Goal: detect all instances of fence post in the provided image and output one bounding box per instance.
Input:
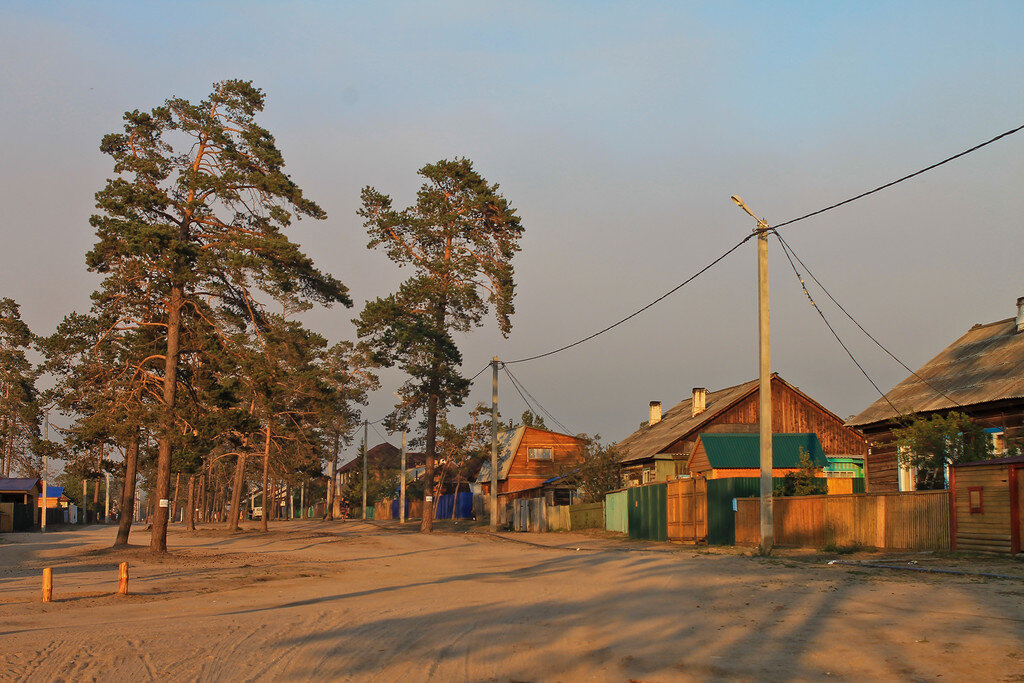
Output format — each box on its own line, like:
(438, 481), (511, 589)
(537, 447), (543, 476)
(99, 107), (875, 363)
(875, 494), (886, 549)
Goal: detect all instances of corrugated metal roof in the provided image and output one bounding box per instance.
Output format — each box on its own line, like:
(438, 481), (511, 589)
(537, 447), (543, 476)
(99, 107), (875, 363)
(700, 433), (827, 469)
(614, 378), (761, 464)
(0, 478), (40, 492)
(952, 454), (1024, 468)
(847, 317), (1024, 427)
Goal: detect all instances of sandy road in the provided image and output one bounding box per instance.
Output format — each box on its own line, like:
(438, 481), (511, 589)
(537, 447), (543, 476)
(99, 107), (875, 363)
(1, 520), (1023, 681)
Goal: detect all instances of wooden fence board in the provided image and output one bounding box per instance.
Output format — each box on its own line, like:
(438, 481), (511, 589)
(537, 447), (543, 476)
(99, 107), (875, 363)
(735, 490), (950, 550)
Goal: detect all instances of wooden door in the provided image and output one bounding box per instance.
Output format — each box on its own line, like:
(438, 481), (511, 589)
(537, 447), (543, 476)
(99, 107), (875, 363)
(667, 478), (707, 543)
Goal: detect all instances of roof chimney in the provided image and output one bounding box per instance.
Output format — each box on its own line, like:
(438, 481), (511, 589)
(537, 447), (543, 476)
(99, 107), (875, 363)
(1017, 296), (1024, 333)
(692, 387), (707, 417)
(649, 401), (662, 426)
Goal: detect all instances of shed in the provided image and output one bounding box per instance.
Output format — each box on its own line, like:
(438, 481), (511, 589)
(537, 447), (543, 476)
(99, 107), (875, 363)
(686, 433), (828, 479)
(950, 455), (1024, 554)
(0, 478), (41, 531)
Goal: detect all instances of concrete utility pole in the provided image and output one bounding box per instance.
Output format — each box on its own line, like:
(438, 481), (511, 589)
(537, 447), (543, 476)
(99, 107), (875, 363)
(104, 472), (110, 523)
(732, 195), (774, 552)
(41, 411), (48, 532)
(361, 420), (369, 520)
(490, 357), (499, 532)
(400, 430), (407, 523)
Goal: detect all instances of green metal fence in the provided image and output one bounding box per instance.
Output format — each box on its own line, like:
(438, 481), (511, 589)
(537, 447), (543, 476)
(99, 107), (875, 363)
(605, 490), (628, 533)
(628, 483), (667, 541)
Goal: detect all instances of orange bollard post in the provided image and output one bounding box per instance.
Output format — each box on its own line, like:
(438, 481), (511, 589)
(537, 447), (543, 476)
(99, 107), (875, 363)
(42, 567), (53, 602)
(118, 562), (129, 595)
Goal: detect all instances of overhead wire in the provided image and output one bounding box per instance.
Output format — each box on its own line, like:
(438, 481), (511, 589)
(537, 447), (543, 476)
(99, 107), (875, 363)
(773, 230), (903, 417)
(773, 122), (1024, 230)
(504, 233), (756, 364)
(502, 364), (573, 434)
(772, 230), (963, 409)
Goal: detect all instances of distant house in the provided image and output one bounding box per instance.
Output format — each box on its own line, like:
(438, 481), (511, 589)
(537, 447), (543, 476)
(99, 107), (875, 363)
(37, 486), (73, 525)
(687, 433), (828, 479)
(0, 478), (41, 531)
(337, 443), (425, 490)
(475, 426), (585, 503)
(847, 297), (1024, 492)
(614, 375), (866, 486)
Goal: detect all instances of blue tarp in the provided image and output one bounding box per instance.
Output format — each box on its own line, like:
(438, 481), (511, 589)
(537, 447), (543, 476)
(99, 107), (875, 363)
(434, 491), (474, 520)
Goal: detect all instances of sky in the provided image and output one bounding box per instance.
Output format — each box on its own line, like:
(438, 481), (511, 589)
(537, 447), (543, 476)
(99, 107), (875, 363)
(2, 1), (1023, 466)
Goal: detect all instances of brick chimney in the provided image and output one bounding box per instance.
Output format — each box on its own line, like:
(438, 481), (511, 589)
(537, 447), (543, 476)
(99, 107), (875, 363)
(1017, 296), (1024, 333)
(692, 387), (707, 416)
(649, 401), (662, 426)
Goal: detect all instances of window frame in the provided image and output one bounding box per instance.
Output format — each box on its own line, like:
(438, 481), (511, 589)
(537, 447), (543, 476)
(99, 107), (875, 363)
(527, 447), (553, 461)
(967, 486), (984, 514)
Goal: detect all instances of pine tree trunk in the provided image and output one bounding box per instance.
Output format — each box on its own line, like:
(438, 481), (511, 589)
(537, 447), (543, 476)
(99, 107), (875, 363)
(185, 475), (196, 531)
(421, 388), (439, 533)
(227, 453), (246, 531)
(171, 472), (180, 524)
(261, 425), (271, 532)
(151, 282), (184, 552)
(113, 432), (139, 547)
(326, 430), (339, 520)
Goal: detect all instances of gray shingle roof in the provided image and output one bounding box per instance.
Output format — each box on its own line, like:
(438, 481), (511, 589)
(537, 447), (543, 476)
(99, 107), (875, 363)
(847, 317), (1024, 427)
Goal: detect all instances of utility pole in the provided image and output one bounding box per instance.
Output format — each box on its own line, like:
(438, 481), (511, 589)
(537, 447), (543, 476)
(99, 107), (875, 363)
(300, 480), (305, 519)
(41, 411), (48, 532)
(361, 420), (368, 520)
(104, 472), (110, 523)
(490, 357), (499, 532)
(732, 195), (774, 553)
(400, 429), (407, 523)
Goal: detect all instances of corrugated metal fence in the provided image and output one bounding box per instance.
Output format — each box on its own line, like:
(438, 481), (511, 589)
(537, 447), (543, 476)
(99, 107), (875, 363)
(605, 490), (628, 533)
(735, 490), (950, 550)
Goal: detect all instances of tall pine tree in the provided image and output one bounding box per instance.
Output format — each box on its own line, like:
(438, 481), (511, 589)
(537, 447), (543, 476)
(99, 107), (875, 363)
(87, 80), (350, 551)
(356, 158), (522, 532)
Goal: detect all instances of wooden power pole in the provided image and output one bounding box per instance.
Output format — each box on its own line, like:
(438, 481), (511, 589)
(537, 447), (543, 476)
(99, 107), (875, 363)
(732, 195), (774, 552)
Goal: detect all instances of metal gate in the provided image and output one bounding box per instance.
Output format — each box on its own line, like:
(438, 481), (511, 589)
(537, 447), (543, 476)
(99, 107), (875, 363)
(667, 478), (707, 543)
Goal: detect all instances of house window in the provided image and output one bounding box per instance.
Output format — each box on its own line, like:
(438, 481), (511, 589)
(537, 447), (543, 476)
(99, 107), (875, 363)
(985, 428), (1006, 454)
(967, 486), (984, 514)
(528, 447), (553, 461)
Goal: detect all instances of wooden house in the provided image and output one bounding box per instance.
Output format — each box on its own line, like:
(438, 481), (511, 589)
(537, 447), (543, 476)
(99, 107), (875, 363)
(950, 454), (1023, 554)
(475, 426), (584, 502)
(847, 298), (1024, 492)
(614, 375), (866, 486)
(687, 433), (828, 479)
(0, 478), (41, 531)
(337, 443), (425, 490)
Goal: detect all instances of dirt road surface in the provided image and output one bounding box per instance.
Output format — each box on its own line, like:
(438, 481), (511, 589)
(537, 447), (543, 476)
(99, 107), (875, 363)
(1, 521), (1022, 681)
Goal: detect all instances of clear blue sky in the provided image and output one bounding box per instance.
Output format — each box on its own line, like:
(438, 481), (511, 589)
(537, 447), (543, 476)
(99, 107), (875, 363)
(2, 1), (1023, 463)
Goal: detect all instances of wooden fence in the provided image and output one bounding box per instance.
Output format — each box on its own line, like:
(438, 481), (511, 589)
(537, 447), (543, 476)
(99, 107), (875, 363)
(735, 490), (950, 550)
(547, 502), (604, 532)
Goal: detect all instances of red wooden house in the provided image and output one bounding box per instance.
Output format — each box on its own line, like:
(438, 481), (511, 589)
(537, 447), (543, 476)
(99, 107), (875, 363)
(475, 426), (584, 500)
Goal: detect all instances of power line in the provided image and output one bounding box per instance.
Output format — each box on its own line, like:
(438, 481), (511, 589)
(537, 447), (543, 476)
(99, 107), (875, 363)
(370, 422), (389, 444)
(505, 233), (755, 364)
(773, 230), (963, 410)
(503, 364), (572, 434)
(467, 362), (491, 383)
(773, 231), (903, 417)
(773, 122), (1024, 230)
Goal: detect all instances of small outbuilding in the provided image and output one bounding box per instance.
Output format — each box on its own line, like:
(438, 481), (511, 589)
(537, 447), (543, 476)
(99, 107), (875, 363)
(0, 478), (42, 531)
(950, 455), (1024, 554)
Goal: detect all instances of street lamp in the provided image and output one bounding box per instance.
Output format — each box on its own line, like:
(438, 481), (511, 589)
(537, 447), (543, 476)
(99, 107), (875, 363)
(731, 195), (774, 553)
